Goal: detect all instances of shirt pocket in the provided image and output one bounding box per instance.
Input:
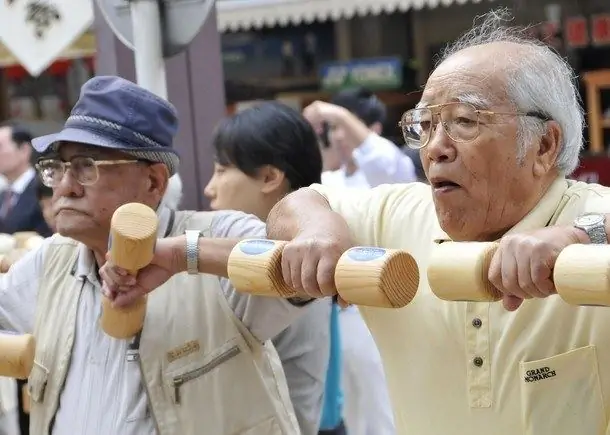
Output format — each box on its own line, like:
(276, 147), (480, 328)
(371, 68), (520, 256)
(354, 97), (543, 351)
(519, 345), (606, 435)
(124, 351), (149, 423)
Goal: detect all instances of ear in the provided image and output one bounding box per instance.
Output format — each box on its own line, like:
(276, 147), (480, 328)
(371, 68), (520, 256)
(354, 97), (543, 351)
(258, 165), (287, 195)
(532, 120), (561, 178)
(148, 163), (170, 203)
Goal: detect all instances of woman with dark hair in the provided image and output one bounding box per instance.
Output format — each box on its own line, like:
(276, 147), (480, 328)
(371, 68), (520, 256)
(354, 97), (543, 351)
(204, 101), (335, 435)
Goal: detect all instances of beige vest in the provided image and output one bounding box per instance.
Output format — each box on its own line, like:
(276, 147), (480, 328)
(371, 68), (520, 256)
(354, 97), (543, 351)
(28, 211), (299, 434)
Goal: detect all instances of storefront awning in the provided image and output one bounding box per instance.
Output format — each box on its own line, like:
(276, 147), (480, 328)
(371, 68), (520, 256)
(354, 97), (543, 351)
(216, 0), (486, 32)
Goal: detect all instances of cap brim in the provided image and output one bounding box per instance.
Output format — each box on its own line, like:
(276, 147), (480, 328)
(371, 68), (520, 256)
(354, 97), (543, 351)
(32, 127), (127, 153)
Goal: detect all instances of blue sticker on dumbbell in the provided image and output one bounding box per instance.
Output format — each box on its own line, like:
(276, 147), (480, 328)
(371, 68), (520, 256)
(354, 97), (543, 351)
(239, 239), (276, 255)
(346, 247), (386, 262)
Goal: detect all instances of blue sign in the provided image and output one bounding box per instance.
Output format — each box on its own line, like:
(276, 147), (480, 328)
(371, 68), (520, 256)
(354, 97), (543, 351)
(319, 57), (403, 91)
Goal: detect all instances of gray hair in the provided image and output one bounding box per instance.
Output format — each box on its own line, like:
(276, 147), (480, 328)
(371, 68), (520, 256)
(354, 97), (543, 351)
(160, 173), (183, 210)
(437, 8), (584, 175)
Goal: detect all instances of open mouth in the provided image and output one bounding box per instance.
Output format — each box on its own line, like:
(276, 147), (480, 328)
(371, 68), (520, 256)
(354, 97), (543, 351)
(430, 178), (461, 192)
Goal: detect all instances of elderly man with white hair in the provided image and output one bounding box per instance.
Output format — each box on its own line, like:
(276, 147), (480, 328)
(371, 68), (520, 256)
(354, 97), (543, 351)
(262, 9), (610, 435)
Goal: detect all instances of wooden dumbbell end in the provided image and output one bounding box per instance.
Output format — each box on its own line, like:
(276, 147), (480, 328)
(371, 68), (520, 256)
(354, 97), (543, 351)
(102, 203), (158, 339)
(554, 244), (610, 307)
(335, 247), (419, 308)
(109, 203), (158, 272)
(100, 295), (148, 339)
(227, 239), (297, 298)
(428, 241), (503, 302)
(0, 333), (35, 379)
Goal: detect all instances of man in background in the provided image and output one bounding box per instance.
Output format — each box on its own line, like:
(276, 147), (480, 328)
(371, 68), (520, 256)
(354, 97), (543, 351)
(0, 122), (51, 237)
(305, 87), (416, 189)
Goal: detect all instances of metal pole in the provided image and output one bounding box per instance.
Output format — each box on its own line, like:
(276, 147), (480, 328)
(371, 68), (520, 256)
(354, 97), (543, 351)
(129, 0), (167, 99)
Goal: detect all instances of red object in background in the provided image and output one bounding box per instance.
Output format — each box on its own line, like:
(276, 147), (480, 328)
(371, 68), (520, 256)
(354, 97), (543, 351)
(591, 14), (610, 46)
(565, 16), (589, 48)
(571, 156), (610, 186)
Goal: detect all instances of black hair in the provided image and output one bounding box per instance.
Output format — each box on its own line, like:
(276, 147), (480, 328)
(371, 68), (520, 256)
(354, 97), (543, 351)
(330, 87), (387, 126)
(212, 101), (322, 190)
(0, 121), (33, 148)
(35, 176), (53, 200)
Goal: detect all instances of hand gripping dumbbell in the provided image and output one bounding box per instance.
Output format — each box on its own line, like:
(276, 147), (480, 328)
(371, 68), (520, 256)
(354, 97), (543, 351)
(227, 239), (420, 308)
(427, 241), (610, 306)
(100, 203), (158, 339)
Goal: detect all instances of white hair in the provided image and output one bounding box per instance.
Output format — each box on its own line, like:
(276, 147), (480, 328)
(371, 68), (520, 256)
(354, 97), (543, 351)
(160, 173), (183, 210)
(437, 8), (584, 175)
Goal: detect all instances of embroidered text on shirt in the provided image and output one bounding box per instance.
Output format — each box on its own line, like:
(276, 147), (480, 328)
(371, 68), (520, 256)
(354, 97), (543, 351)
(167, 340), (201, 363)
(524, 366), (556, 383)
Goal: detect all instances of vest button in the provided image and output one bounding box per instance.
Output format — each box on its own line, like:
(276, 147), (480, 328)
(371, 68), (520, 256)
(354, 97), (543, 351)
(473, 356), (484, 367)
(472, 318), (482, 328)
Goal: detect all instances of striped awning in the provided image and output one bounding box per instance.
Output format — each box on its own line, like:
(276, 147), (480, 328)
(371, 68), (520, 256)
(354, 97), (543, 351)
(216, 0), (487, 32)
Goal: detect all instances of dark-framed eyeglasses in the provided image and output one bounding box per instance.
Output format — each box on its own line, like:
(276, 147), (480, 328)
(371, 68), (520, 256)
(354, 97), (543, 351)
(399, 102), (550, 150)
(35, 156), (140, 187)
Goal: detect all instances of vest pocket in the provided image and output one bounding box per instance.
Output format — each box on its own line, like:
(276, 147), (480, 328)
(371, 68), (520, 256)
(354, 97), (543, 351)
(519, 345), (606, 435)
(27, 361), (49, 404)
(167, 344), (241, 404)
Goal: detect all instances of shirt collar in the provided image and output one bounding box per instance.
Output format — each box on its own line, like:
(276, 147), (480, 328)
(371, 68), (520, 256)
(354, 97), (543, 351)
(433, 177), (569, 244)
(9, 167), (35, 195)
(73, 205), (173, 280)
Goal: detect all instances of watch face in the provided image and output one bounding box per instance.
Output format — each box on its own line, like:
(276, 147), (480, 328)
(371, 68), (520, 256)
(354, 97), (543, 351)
(576, 214), (605, 227)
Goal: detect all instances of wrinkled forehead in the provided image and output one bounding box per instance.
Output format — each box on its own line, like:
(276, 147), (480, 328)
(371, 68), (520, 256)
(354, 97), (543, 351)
(420, 44), (514, 109)
(55, 141), (130, 160)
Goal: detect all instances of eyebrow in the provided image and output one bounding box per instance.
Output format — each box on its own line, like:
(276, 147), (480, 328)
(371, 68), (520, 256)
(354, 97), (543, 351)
(416, 93), (494, 110)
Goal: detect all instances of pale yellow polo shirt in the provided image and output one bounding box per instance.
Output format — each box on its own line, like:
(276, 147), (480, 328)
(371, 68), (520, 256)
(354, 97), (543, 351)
(309, 177), (610, 435)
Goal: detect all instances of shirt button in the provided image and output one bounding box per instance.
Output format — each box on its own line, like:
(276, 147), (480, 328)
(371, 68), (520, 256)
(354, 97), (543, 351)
(473, 356), (484, 367)
(472, 318), (482, 328)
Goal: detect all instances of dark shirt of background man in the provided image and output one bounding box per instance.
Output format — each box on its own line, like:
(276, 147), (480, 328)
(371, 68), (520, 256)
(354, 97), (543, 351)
(0, 121), (52, 238)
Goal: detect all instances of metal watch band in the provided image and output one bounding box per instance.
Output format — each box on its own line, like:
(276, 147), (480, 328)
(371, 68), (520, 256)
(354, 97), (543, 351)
(574, 213), (608, 245)
(185, 230), (201, 275)
(587, 224), (608, 245)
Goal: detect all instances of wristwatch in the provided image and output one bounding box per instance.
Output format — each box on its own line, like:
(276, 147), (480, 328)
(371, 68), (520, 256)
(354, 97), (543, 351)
(573, 213), (608, 244)
(185, 230), (202, 274)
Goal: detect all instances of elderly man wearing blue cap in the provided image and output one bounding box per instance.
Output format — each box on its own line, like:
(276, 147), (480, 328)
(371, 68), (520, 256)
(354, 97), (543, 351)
(0, 76), (311, 434)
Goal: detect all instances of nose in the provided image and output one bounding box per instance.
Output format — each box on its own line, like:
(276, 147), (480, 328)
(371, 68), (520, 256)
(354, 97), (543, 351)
(203, 178), (215, 200)
(52, 168), (84, 198)
(424, 122), (457, 164)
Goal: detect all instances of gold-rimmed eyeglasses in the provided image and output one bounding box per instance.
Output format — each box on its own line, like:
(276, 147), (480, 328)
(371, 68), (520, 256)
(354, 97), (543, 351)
(398, 102), (550, 150)
(35, 156), (140, 188)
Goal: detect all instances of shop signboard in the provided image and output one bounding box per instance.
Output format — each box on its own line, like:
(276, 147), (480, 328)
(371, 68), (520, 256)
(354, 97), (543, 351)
(591, 14), (610, 47)
(319, 57), (403, 92)
(0, 0), (93, 76)
(564, 16), (589, 49)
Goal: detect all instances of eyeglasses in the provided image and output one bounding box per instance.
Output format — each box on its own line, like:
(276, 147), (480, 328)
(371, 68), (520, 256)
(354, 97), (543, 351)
(35, 156), (140, 187)
(399, 102), (550, 150)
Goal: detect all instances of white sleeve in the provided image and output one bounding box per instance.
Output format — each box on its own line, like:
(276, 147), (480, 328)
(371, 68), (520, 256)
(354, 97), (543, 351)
(210, 211), (310, 342)
(0, 241), (48, 334)
(352, 133), (417, 186)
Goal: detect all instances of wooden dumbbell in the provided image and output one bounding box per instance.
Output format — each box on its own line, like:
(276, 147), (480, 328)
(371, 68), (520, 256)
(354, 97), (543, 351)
(227, 239), (420, 308)
(13, 232), (42, 250)
(427, 241), (503, 302)
(428, 241), (610, 307)
(0, 333), (35, 379)
(553, 244), (610, 307)
(100, 203), (158, 339)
